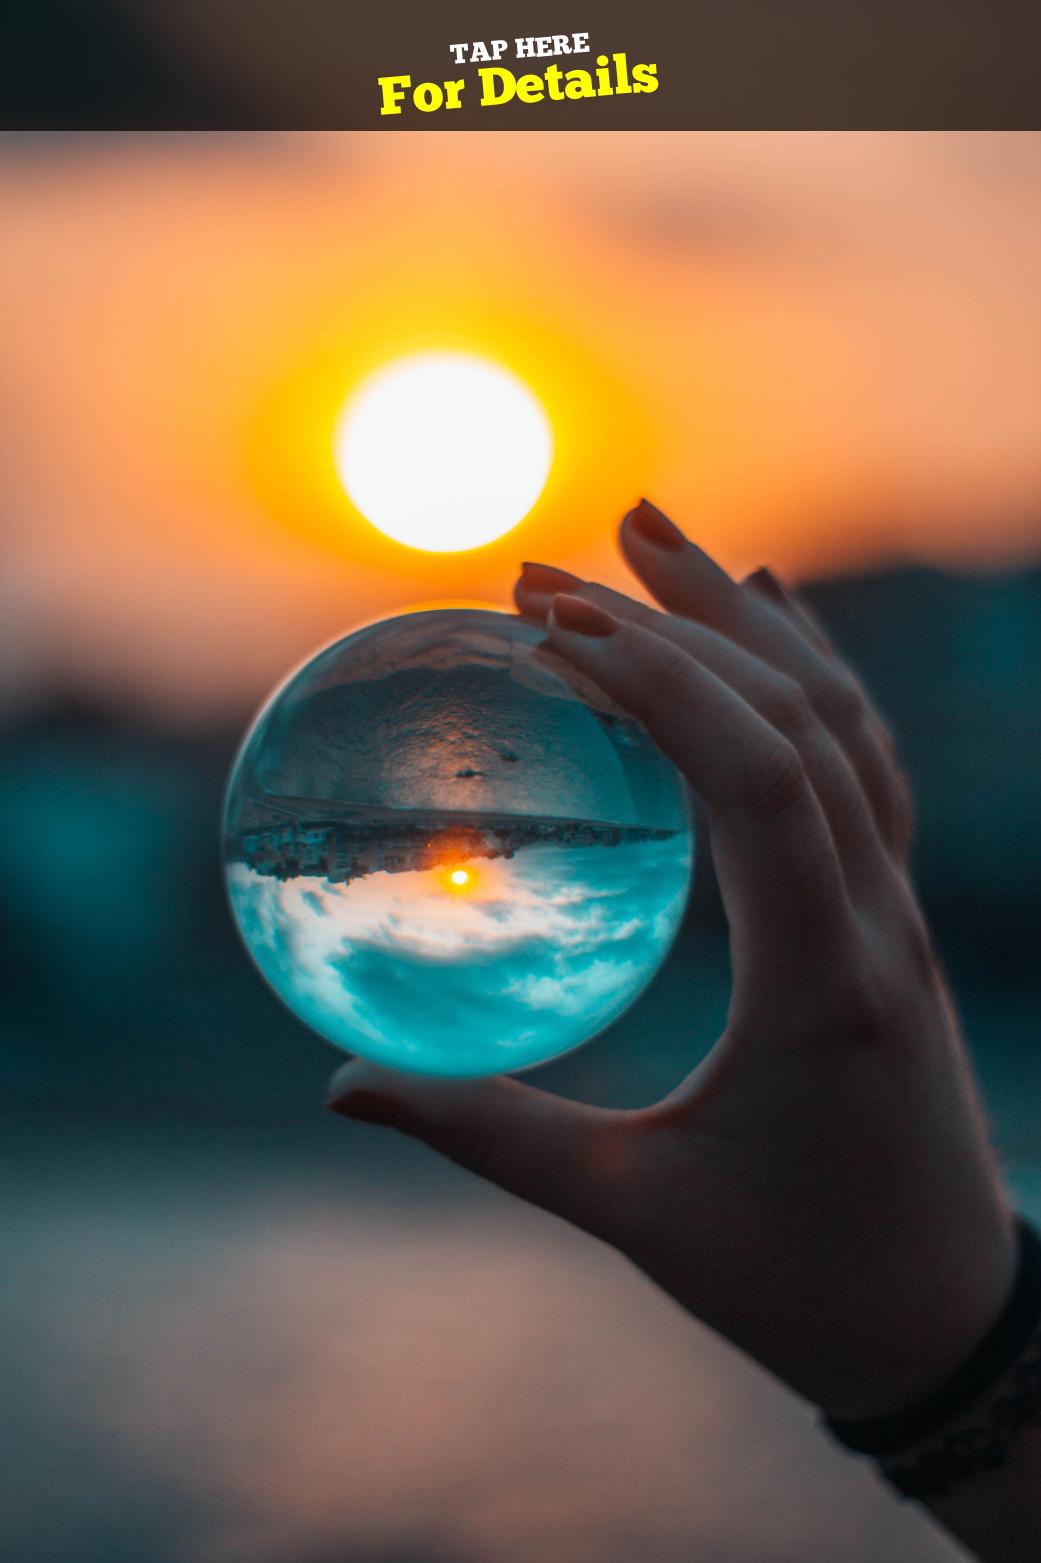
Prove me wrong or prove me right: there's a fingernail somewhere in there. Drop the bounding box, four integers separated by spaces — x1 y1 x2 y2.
746 565 790 605
519 561 581 596
549 593 618 638
325 1089 402 1126
627 499 685 552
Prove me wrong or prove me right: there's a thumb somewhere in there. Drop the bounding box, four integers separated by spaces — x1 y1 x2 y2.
326 1059 623 1238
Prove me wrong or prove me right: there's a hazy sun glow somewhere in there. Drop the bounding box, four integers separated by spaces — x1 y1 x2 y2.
334 352 552 552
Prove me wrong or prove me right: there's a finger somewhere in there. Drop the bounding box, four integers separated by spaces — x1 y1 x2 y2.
743 566 833 656
743 566 914 857
619 501 909 855
519 566 885 891
516 560 581 618
546 595 853 978
325 1060 625 1241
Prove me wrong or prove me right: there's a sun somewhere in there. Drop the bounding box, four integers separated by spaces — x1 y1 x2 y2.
334 352 552 552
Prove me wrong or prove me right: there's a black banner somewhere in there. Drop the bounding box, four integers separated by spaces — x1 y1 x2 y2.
4 0 1040 130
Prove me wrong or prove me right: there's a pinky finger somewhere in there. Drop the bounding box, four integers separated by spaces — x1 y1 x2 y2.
743 567 833 658
744 567 913 856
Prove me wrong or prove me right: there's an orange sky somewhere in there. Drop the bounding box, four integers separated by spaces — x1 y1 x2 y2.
1 132 1039 718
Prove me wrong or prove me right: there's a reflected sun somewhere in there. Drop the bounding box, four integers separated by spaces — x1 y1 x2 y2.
334 352 552 552
441 865 476 894
436 863 479 895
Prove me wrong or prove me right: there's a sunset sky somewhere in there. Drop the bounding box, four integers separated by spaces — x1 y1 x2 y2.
2 131 1039 719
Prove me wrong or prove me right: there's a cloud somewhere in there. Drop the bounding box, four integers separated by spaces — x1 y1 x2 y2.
227 836 691 1074
501 958 642 1019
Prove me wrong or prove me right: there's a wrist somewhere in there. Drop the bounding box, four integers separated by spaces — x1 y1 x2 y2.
823 1214 1041 1487
816 1205 1020 1424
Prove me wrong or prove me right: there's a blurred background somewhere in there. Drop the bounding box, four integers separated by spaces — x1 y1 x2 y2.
2 125 1040 1563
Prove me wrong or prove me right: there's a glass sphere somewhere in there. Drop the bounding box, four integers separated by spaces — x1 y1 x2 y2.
223 609 693 1077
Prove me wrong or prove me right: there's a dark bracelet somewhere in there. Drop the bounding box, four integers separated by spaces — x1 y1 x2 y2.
880 1329 1041 1498
824 1215 1041 1499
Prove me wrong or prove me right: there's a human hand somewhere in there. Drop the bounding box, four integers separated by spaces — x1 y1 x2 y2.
327 499 1017 1423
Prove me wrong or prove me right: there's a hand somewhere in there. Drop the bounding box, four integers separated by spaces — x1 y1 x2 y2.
327 499 1017 1423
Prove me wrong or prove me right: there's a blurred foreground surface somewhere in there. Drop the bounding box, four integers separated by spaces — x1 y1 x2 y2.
12 1120 1038 1563
3 564 1040 1562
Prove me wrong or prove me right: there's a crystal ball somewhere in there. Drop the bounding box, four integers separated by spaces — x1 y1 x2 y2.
223 609 693 1077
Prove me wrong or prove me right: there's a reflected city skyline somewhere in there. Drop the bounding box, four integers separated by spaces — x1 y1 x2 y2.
230 799 678 884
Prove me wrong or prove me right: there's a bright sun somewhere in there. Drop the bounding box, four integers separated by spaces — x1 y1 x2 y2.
334 352 552 552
